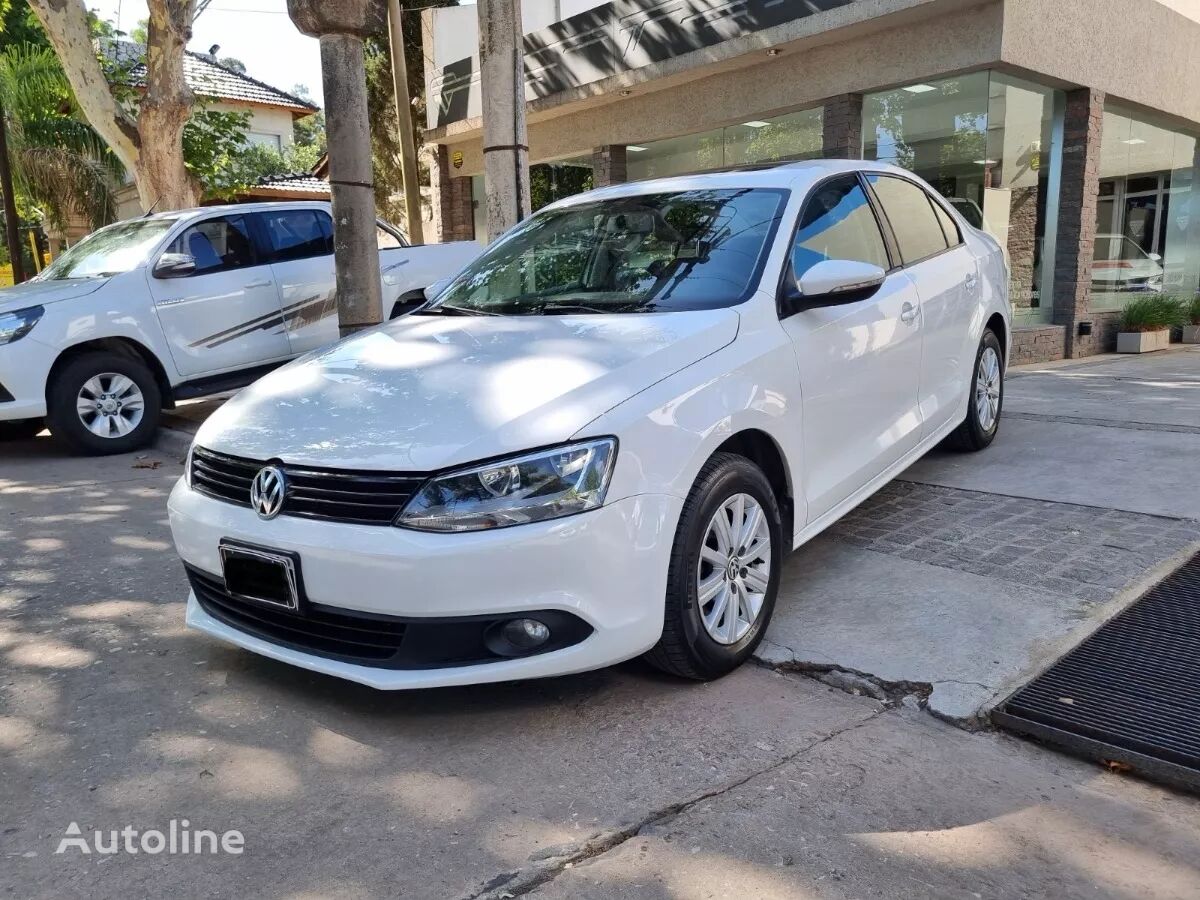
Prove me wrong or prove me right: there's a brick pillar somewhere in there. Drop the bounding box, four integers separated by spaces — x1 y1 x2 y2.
822 94 863 160
1052 88 1105 358
428 145 475 243
592 145 628 187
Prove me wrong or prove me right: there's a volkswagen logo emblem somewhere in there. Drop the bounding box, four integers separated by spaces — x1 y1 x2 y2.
250 466 286 520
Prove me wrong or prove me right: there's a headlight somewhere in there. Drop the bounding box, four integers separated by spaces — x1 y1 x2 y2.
183 443 195 488
397 438 617 532
0 305 44 345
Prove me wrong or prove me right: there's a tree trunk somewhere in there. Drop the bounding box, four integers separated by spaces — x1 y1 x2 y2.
0 102 26 284
138 0 202 211
27 0 203 213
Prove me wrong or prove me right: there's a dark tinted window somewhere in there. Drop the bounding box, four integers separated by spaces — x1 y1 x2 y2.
930 200 962 246
868 175 950 264
259 209 331 262
791 176 889 278
168 215 256 274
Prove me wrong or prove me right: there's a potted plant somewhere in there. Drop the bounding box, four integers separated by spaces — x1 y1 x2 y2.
1117 295 1184 353
1184 296 1200 344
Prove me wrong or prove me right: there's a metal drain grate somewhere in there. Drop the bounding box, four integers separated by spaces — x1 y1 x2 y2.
994 549 1200 791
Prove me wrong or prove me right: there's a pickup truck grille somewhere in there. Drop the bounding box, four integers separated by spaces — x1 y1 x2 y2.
191 446 426 526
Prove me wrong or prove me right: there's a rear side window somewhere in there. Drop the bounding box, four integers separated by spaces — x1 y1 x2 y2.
258 209 332 263
867 175 950 264
930 200 962 247
791 175 890 279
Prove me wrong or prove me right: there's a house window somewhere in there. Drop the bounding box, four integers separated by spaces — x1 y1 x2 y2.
247 132 283 152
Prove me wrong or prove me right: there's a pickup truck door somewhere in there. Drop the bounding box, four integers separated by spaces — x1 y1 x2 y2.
149 213 290 378
253 207 338 356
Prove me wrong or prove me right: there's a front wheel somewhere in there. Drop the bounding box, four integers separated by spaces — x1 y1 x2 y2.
644 452 783 681
944 329 1004 452
46 352 162 455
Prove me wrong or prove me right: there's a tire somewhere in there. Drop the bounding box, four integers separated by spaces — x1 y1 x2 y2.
46 351 162 456
0 418 45 441
644 452 783 681
944 329 1004 452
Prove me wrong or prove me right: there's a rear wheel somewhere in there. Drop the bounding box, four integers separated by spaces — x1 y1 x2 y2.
644 453 783 680
944 329 1003 452
46 352 161 455
0 418 45 441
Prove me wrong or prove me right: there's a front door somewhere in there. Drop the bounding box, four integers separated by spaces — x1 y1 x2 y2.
779 174 925 521
149 214 290 378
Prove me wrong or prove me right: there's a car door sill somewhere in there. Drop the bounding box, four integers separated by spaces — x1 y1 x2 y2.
791 415 963 552
172 361 289 402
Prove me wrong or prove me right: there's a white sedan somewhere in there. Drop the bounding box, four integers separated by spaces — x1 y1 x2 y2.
168 161 1009 688
0 201 479 453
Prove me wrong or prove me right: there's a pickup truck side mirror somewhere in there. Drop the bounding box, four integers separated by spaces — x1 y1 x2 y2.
781 259 886 316
153 253 197 279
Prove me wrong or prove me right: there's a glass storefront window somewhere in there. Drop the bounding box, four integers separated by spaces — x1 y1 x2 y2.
626 108 822 181
864 72 1064 324
1095 105 1200 310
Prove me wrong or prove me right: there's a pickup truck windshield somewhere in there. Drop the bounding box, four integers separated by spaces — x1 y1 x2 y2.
430 188 788 315
37 218 179 281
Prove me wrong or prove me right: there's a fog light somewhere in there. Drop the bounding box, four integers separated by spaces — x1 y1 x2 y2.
485 618 552 657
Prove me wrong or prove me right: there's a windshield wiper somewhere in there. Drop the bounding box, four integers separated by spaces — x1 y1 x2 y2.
537 302 624 315
414 304 498 317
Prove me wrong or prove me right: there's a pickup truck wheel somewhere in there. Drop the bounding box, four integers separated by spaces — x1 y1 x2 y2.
46 352 161 455
644 452 783 681
0 418 45 441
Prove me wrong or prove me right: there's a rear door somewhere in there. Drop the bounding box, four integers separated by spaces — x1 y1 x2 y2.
254 207 338 356
866 174 980 437
780 173 925 520
149 213 290 378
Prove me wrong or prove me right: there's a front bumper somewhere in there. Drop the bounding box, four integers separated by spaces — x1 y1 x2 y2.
168 479 682 689
0 335 52 420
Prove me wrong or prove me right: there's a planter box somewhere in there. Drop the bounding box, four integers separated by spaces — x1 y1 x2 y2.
1184 325 1200 344
1117 329 1172 353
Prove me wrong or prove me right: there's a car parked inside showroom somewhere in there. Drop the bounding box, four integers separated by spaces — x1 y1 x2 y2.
168 160 1010 688
0 201 479 454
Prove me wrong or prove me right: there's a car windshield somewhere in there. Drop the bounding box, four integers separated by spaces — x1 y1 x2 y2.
430 188 788 315
37 218 179 281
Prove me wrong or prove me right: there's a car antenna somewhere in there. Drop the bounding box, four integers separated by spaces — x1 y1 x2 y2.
141 197 161 218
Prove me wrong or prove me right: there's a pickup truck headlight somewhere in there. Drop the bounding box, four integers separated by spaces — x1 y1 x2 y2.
0 306 44 345
397 438 617 532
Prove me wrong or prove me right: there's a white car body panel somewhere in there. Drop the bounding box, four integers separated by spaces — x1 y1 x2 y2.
167 161 1011 688
0 200 480 421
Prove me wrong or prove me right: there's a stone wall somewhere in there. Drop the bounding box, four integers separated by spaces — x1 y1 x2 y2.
1010 324 1066 365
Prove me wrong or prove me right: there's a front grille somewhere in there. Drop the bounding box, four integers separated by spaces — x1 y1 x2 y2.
191 446 426 526
188 565 409 663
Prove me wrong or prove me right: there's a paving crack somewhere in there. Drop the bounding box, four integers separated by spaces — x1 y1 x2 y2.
458 708 888 900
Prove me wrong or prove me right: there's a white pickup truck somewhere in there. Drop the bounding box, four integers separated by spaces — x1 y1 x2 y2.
0 201 480 454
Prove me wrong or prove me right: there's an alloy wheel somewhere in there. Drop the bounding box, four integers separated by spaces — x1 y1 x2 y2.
975 346 1001 432
696 492 772 645
76 373 146 439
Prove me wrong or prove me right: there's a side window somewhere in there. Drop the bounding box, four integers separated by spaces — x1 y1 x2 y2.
930 199 962 247
377 223 407 249
168 216 256 275
867 175 950 264
791 175 889 279
259 209 331 263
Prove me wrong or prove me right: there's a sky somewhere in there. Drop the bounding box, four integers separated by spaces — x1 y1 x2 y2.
87 0 326 107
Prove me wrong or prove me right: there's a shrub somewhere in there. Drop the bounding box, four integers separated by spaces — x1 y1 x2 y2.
1188 295 1200 326
1120 295 1186 332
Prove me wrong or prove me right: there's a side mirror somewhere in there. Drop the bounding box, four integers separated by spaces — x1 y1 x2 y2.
783 259 886 314
153 253 196 279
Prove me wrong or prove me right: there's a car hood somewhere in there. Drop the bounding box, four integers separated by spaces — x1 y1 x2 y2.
0 278 107 314
196 308 740 471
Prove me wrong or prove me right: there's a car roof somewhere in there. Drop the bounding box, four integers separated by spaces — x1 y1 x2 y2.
543 159 918 212
139 199 332 225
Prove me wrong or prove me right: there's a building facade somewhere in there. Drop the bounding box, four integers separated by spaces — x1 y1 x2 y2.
421 0 1200 361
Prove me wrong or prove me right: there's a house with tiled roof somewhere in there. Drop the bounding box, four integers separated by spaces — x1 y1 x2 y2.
107 40 328 219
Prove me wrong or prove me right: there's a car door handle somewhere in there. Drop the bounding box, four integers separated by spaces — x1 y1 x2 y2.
244 279 272 289
900 302 919 324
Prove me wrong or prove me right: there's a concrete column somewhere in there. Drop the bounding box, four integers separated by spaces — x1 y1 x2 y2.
592 145 627 187
429 145 475 243
288 0 386 336
478 0 531 238
1052 87 1105 358
822 94 863 160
